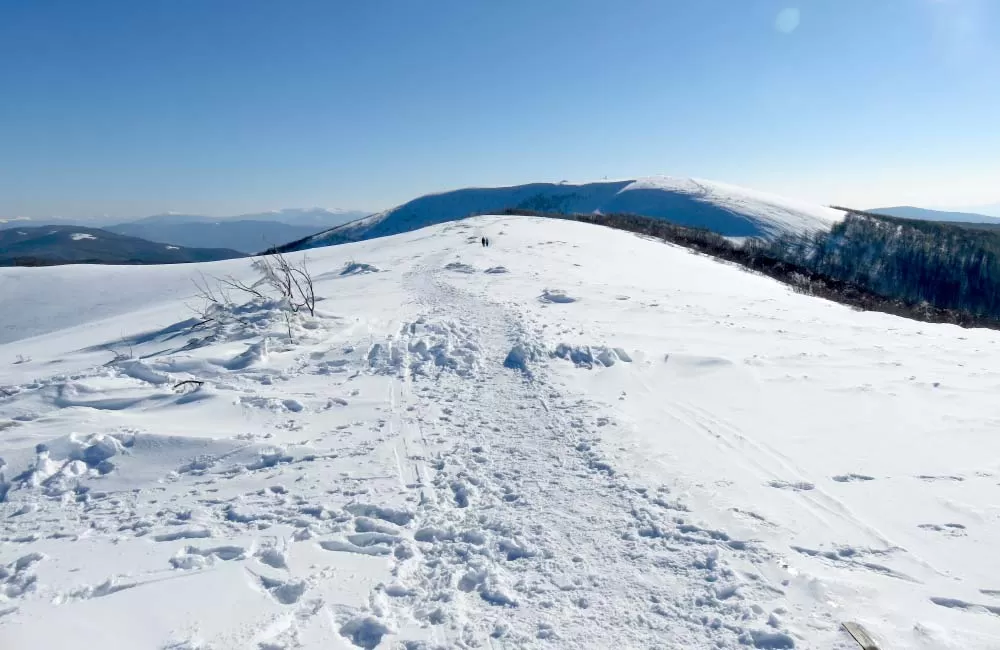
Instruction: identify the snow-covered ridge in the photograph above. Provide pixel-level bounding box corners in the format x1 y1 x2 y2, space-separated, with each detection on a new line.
0 216 995 649
291 176 845 250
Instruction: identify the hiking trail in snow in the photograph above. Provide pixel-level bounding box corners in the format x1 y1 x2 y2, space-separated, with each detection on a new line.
348 250 836 648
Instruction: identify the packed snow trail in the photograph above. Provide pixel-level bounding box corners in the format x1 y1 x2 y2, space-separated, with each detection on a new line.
353 248 842 648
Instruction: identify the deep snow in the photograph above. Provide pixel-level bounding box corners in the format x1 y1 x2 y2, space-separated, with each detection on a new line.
1 216 998 649
291 177 845 250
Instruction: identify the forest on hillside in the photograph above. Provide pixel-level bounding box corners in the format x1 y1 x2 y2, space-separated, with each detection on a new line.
773 211 1000 321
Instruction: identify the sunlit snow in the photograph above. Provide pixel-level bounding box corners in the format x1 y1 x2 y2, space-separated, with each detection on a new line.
0 216 996 649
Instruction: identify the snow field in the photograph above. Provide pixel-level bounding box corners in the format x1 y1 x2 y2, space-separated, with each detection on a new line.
0 216 998 648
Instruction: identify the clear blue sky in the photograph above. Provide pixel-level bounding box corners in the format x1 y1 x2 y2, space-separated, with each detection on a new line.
2 0 998 218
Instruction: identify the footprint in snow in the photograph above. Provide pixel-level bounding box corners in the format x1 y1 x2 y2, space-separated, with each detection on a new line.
767 480 815 491
339 615 392 650
917 474 965 482
256 573 307 605
930 596 1000 617
832 473 875 483
918 523 967 536
730 508 774 526
170 544 246 570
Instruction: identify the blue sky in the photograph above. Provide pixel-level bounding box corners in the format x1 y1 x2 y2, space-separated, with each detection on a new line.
1 0 998 218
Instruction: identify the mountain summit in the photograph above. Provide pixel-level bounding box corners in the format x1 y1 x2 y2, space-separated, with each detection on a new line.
287 177 845 251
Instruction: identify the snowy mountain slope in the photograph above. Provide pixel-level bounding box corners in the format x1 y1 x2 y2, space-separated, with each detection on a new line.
1 217 998 649
0 225 243 266
288 177 845 250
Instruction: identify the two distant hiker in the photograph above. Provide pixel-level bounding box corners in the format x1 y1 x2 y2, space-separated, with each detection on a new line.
481 236 491 248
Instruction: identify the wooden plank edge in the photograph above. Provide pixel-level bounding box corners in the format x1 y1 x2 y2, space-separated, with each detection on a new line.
842 621 881 650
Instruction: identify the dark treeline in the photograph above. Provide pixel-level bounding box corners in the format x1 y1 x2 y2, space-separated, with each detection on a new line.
774 210 1000 321
497 208 1000 330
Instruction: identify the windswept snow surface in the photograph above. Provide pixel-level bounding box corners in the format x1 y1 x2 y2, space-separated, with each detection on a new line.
1 216 998 649
293 177 845 250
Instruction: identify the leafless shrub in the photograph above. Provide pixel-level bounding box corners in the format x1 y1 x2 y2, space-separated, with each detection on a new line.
251 251 316 316
188 251 317 340
103 331 134 366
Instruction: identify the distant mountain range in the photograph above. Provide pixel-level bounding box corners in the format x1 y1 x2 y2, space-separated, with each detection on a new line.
868 206 1000 225
106 220 325 255
119 208 370 228
0 226 243 266
279 177 847 252
0 208 370 254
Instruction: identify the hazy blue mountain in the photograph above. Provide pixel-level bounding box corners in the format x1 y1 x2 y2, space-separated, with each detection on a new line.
2 209 370 253
122 208 369 228
1 208 369 231
227 208 370 227
0 226 243 266
107 220 323 254
122 213 211 226
869 206 1000 224
0 216 124 229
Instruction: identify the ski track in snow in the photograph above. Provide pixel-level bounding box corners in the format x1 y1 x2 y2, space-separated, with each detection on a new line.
0 215 998 649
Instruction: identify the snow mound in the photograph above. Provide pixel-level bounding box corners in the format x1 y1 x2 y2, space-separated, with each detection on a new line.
404 318 481 377
221 338 269 370
540 289 577 304
366 317 482 378
289 176 844 249
552 344 633 369
2 433 130 498
444 261 477 274
340 261 380 275
503 341 545 374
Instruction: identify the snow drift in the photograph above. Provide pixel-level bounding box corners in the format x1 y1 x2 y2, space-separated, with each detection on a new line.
285 176 845 250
